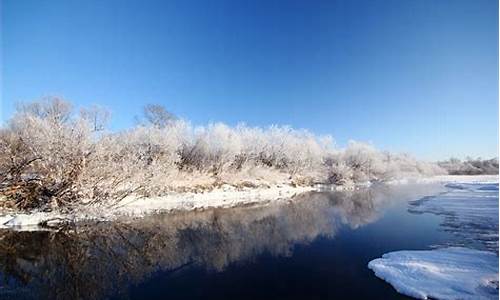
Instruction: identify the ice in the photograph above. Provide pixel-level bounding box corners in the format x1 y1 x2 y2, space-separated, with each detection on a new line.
0 175 496 231
370 181 499 299
368 247 498 300
411 175 499 185
409 182 499 253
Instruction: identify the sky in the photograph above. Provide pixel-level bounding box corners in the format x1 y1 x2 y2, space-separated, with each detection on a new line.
1 0 498 160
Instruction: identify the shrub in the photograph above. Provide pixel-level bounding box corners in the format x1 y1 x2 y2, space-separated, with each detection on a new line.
0 97 447 210
438 158 499 175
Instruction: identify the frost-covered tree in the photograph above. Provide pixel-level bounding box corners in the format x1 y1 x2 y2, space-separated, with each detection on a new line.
16 96 73 125
438 157 499 175
1 98 91 209
0 97 448 211
80 105 110 132
142 104 177 128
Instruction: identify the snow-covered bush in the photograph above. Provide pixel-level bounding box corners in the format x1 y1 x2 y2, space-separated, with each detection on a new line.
179 123 243 174
0 97 448 210
438 158 499 175
0 100 92 209
324 142 446 184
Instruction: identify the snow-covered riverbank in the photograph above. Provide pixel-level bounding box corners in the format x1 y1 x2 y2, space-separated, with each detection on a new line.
0 175 497 231
0 184 317 230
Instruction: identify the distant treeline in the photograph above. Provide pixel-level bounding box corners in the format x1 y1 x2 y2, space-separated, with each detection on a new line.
438 158 499 175
0 97 491 211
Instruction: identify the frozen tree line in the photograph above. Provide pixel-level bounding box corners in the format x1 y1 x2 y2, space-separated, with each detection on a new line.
438 157 499 175
0 97 489 211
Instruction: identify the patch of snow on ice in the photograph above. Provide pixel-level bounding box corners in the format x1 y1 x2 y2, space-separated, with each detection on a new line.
368 247 498 300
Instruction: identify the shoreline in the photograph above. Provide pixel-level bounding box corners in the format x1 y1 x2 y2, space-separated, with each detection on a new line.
0 184 319 231
0 174 497 231
368 178 499 300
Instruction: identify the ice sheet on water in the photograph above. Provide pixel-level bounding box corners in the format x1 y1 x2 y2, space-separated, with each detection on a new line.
368 247 498 300
444 182 499 192
370 182 499 299
409 182 499 253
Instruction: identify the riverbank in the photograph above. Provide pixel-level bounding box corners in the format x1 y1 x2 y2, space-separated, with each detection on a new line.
0 174 497 231
0 183 318 230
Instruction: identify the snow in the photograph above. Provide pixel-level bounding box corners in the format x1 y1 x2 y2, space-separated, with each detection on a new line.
0 175 497 231
387 174 499 185
112 184 315 216
430 174 499 184
0 212 75 231
0 184 316 231
370 180 499 299
368 247 498 300
1 175 498 299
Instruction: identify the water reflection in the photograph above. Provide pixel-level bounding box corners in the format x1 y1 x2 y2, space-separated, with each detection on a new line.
0 184 441 300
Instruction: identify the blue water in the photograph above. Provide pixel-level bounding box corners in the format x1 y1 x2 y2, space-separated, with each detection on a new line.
0 183 462 300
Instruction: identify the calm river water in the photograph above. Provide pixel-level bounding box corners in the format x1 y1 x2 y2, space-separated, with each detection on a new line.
0 183 482 299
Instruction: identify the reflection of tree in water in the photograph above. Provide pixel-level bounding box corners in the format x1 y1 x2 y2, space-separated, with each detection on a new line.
0 184 433 300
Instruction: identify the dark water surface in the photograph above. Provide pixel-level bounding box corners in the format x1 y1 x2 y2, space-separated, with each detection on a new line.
0 183 453 300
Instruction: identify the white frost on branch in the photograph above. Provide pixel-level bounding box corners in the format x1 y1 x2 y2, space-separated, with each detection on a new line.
0 97 447 210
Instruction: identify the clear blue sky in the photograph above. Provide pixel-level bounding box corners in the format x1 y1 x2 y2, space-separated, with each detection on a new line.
1 0 498 160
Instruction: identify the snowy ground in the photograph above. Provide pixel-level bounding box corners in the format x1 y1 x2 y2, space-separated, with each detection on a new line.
369 178 499 300
0 184 317 230
0 175 497 231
